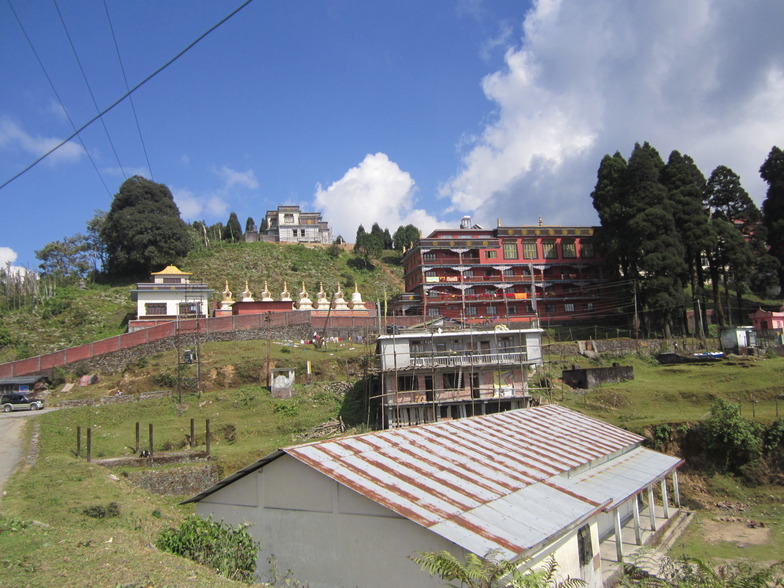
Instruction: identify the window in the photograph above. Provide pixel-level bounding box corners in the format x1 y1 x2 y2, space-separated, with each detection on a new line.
178 302 199 316
580 241 594 258
423 252 436 262
443 372 460 390
145 303 166 316
283 214 294 223
503 241 518 259
507 304 517 314
162 277 182 284
585 302 594 312
425 270 437 278
565 303 575 312
562 239 577 258
397 375 418 391
464 270 474 278
545 303 556 313
486 250 498 259
427 308 441 316
523 241 538 259
503 268 514 277
577 524 593 568
465 306 477 316
542 240 557 259
486 305 497 315
464 287 475 296
498 336 513 349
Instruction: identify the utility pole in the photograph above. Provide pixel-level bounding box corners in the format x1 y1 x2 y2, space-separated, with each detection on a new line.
633 280 639 342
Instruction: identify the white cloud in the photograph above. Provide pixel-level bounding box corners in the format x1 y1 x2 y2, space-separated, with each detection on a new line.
217 166 259 190
0 117 84 164
0 246 29 275
173 187 230 222
314 153 442 241
441 0 784 227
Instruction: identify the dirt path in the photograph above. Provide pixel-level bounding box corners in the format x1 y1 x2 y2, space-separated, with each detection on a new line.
0 416 24 498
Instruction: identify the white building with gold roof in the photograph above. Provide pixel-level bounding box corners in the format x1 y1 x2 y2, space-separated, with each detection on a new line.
129 265 214 331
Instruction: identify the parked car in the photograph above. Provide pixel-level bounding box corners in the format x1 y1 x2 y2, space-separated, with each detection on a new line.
1 393 44 412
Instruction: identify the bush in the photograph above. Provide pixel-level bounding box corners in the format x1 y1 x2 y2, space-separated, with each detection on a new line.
156 515 260 583
83 502 121 519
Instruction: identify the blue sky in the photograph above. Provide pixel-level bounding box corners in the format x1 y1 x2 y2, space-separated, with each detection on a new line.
2 0 783 272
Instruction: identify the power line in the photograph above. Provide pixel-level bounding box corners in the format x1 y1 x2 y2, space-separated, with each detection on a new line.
5 0 112 197
102 0 153 181
53 0 127 180
0 0 255 192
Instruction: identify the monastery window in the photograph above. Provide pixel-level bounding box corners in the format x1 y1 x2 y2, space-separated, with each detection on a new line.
145 303 166 316
427 308 440 317
464 287 475 296
465 306 477 316
542 240 557 259
523 241 538 259
580 241 595 258
503 268 514 277
577 524 593 568
545 303 556 313
425 270 437 279
423 252 436 262
464 270 474 278
486 250 498 259
507 304 517 314
503 241 518 260
565 303 575 312
178 302 199 316
562 239 577 258
585 302 594 312
284 214 295 223
486 305 497 315
498 336 513 349
163 277 182 284
397 375 418 392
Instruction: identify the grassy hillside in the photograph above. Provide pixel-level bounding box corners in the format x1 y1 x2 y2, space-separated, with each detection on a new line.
0 241 403 362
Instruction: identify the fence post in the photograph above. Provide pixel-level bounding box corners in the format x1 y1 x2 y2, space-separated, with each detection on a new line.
86 427 92 462
149 423 154 457
206 418 211 457
190 418 195 448
135 422 140 454
76 426 81 458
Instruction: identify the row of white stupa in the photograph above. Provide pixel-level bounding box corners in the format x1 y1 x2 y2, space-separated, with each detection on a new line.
220 280 367 311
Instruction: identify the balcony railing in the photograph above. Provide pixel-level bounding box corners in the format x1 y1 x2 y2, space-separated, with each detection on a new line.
407 351 527 368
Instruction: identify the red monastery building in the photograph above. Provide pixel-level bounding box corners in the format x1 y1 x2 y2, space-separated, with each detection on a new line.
393 217 616 326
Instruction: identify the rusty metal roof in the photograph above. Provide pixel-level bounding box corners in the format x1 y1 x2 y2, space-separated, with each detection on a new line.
284 405 670 558
187 405 680 559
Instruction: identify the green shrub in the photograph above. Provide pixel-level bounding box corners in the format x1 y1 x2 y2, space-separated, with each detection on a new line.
83 502 121 519
156 515 260 583
153 372 177 388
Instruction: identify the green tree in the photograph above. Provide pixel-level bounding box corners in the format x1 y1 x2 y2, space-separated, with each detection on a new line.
101 176 191 277
223 212 243 242
412 550 585 588
393 224 421 250
245 216 257 234
355 224 383 268
591 151 631 278
700 398 763 474
85 209 107 273
35 235 91 282
760 146 784 291
705 165 761 227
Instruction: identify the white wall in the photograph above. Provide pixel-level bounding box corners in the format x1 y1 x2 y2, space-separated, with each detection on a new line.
197 455 462 588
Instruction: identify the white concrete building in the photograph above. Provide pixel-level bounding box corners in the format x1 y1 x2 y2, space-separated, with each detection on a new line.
187 405 683 588
129 265 213 331
262 205 332 244
377 326 544 428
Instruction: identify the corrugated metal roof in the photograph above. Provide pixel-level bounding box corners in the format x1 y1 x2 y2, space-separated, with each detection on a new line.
284 405 659 558
188 405 680 559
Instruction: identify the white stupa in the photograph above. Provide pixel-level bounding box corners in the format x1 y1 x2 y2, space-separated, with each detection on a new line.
349 283 365 310
297 282 313 310
331 284 349 310
241 281 254 302
220 281 235 310
315 282 330 310
280 281 292 302
260 280 273 301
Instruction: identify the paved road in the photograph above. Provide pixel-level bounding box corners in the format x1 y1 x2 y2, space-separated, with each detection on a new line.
0 415 25 497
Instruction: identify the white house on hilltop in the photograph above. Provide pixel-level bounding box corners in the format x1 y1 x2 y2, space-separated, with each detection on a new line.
129 266 213 331
186 405 683 588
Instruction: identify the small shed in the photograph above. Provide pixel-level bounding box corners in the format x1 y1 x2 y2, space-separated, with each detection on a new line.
270 368 295 398
0 375 48 395
720 326 757 354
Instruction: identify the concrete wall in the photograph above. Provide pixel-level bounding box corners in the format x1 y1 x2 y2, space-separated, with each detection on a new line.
197 454 458 588
561 365 634 389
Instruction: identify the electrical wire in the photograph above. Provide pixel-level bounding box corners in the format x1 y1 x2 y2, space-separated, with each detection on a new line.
5 0 112 197
52 0 127 180
0 0 255 192
102 0 153 181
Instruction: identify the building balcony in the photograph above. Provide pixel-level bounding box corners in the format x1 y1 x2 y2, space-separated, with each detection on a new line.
384 350 529 370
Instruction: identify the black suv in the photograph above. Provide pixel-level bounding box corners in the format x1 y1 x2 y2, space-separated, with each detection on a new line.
1 393 45 412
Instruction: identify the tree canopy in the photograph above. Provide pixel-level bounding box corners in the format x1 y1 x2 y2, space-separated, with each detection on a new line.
101 176 191 277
